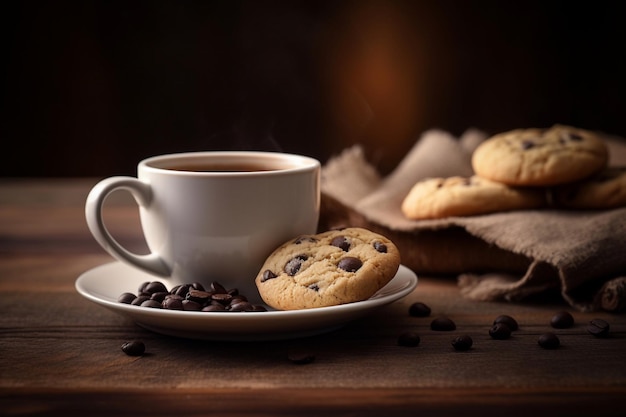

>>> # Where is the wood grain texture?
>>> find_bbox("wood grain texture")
[0,179,624,416]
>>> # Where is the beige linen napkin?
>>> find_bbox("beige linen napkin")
[320,129,626,312]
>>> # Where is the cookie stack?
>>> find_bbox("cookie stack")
[401,124,626,220]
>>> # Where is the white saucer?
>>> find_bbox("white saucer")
[75,261,418,341]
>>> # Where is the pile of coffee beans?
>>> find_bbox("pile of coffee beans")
[117,280,268,312]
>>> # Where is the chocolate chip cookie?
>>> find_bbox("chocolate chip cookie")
[255,227,401,310]
[553,167,626,209]
[401,176,546,220]
[472,125,609,186]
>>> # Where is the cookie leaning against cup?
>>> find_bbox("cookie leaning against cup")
[401,176,546,220]
[255,227,401,310]
[472,125,609,186]
[553,167,626,209]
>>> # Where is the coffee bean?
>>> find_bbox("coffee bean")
[145,281,168,294]
[186,289,211,304]
[121,340,145,356]
[131,295,150,306]
[285,255,308,276]
[174,284,192,297]
[587,318,610,337]
[330,236,350,252]
[430,316,456,331]
[493,315,518,331]
[397,332,421,347]
[182,300,203,311]
[140,299,162,308]
[202,304,226,312]
[288,350,316,365]
[452,335,473,351]
[190,282,205,291]
[210,281,227,294]
[489,323,511,340]
[229,301,255,312]
[117,292,136,304]
[550,311,574,329]
[162,296,183,310]
[338,257,362,272]
[408,302,431,317]
[538,332,560,349]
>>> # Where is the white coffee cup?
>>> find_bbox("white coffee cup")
[85,151,320,301]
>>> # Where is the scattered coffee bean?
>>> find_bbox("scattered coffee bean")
[550,311,574,329]
[489,323,511,340]
[452,335,473,351]
[493,315,518,331]
[408,302,431,317]
[338,257,362,272]
[587,318,610,338]
[430,316,456,331]
[288,350,316,365]
[119,280,268,313]
[121,340,145,356]
[397,332,421,347]
[538,332,560,349]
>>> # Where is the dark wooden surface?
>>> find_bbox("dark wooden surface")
[1,179,625,417]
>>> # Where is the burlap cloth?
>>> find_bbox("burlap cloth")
[319,129,626,312]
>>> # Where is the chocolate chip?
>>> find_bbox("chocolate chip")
[373,241,388,253]
[330,236,350,252]
[538,332,560,349]
[587,318,610,337]
[338,257,362,272]
[550,311,574,329]
[408,302,431,317]
[430,316,456,331]
[452,335,473,351]
[489,323,511,340]
[397,332,421,347]
[567,132,583,141]
[261,269,277,282]
[121,340,145,356]
[285,255,308,276]
[117,292,136,304]
[521,140,535,150]
[493,314,518,331]
[308,284,320,291]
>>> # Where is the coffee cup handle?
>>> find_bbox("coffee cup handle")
[85,176,170,277]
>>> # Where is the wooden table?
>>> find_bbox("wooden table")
[1,178,625,416]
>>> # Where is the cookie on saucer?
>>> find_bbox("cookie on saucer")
[401,176,546,220]
[255,227,401,310]
[553,167,626,209]
[472,125,609,186]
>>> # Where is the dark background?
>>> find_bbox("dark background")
[2,0,625,177]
